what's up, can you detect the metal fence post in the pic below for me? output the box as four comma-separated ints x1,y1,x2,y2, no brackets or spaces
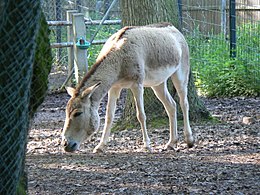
76,0,82,13
177,0,183,31
72,13,88,83
229,0,236,58
89,0,118,43
221,0,227,36
55,0,62,61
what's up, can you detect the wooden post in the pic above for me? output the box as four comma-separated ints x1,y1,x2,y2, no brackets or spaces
72,13,88,83
66,10,77,86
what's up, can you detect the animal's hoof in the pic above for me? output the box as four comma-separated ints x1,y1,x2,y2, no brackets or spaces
140,146,153,153
164,139,178,151
186,137,195,148
93,146,105,153
187,141,194,148
164,143,178,151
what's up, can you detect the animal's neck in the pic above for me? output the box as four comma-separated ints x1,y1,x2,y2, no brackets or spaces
78,59,119,106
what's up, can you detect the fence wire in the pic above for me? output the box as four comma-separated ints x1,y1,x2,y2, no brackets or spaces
0,0,47,194
41,0,259,94
37,0,260,131
41,0,120,91
1,0,259,193
180,0,260,97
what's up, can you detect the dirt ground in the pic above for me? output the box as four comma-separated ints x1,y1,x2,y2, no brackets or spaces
27,93,260,194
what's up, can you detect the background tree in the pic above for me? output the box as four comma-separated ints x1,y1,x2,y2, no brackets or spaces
116,0,210,129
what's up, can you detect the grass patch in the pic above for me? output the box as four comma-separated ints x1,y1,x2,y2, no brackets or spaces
188,22,260,97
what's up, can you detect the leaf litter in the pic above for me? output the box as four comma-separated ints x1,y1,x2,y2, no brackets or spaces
27,94,260,194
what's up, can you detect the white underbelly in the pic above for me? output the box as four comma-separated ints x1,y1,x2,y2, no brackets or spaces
112,65,178,89
143,65,178,87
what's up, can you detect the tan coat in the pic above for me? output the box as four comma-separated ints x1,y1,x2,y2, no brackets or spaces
62,23,194,153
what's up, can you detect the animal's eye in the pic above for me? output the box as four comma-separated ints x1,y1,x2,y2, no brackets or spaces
73,112,83,117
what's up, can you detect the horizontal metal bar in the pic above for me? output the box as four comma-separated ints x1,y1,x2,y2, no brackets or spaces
47,19,121,27
47,21,72,26
182,7,260,12
91,39,107,45
50,39,107,48
50,42,73,48
85,19,121,25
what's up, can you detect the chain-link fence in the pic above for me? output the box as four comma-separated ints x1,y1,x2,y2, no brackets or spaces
35,0,259,129
0,1,43,194
41,0,120,91
180,0,260,97
41,0,259,94
1,0,259,193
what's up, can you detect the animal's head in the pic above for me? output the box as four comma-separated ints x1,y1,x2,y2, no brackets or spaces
62,83,101,152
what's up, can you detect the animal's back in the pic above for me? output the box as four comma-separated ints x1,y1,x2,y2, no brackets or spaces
97,23,189,87
122,24,189,86
129,25,185,57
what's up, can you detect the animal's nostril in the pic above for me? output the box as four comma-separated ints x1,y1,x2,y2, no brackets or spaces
72,143,77,148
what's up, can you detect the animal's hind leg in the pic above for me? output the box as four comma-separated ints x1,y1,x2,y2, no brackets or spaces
171,71,194,148
152,82,178,149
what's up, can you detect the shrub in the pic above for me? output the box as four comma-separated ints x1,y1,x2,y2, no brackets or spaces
189,23,260,97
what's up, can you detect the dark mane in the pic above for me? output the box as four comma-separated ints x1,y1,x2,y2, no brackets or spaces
145,22,173,28
75,26,134,94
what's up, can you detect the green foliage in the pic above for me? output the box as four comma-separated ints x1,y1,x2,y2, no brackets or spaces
30,12,52,116
188,23,260,97
86,25,121,67
16,174,27,195
87,44,103,65
87,23,259,98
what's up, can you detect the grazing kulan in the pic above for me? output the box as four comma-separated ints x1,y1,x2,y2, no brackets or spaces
62,23,194,153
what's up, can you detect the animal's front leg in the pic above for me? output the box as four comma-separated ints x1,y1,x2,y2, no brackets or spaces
131,84,151,152
93,87,121,153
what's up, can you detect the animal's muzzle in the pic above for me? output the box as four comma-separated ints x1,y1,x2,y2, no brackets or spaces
62,138,79,152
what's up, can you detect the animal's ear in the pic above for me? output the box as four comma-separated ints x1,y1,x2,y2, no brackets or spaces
81,82,101,99
66,87,76,97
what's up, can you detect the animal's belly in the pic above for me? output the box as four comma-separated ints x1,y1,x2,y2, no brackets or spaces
143,65,178,87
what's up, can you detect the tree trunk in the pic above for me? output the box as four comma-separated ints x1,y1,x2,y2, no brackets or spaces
115,0,210,129
121,0,180,27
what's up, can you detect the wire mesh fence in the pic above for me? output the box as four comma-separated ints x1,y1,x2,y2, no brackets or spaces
0,1,42,194
41,0,120,91
180,0,260,97
41,0,259,94
37,0,259,137
1,0,259,193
